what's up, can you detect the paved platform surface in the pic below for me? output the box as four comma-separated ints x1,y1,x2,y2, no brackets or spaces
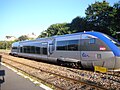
0,65,47,90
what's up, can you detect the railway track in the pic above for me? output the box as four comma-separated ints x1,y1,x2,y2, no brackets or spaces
1,54,106,90
107,71,120,77
0,52,120,90
3,57,105,90
67,68,120,88
1,51,120,75
67,68,120,83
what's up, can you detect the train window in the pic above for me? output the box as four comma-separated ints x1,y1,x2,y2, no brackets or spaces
57,40,79,51
26,46,30,53
103,34,120,46
31,46,35,54
43,47,47,55
68,40,79,51
57,41,67,50
89,38,96,44
24,46,27,53
12,47,17,49
36,47,41,54
20,47,23,53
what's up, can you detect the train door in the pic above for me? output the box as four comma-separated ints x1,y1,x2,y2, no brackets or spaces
49,44,54,55
41,42,48,55
18,45,20,53
48,39,55,56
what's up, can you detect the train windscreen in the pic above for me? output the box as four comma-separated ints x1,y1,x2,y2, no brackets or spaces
103,34,120,47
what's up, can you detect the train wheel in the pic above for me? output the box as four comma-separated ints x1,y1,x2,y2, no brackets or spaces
76,62,83,69
57,59,64,66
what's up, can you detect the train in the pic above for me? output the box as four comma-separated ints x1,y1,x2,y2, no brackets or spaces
10,31,120,70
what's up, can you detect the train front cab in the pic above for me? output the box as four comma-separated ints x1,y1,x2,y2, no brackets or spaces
81,32,120,70
10,42,19,56
99,33,120,70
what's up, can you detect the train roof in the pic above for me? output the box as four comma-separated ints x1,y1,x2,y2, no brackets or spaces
36,37,53,40
36,31,101,40
15,31,109,44
12,42,20,47
14,31,118,44
51,31,103,39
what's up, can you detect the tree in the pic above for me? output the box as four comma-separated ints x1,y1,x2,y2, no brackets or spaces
38,30,48,38
113,1,120,40
38,23,70,38
85,0,117,36
70,16,91,32
0,41,14,49
0,41,6,49
18,35,29,41
47,23,70,36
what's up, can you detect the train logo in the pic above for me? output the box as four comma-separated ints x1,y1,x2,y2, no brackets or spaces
82,53,90,58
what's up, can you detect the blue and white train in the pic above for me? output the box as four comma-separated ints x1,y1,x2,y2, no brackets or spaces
10,31,120,70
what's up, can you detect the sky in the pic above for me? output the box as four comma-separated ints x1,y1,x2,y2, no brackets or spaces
0,0,119,40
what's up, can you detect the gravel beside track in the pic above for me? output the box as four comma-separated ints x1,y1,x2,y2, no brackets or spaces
0,52,120,90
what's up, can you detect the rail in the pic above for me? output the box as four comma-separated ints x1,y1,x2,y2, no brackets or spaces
2,56,107,90
0,52,120,90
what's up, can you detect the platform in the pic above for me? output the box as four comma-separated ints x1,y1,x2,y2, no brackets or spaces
0,64,52,90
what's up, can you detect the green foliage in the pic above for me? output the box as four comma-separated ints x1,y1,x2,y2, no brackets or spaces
85,0,120,40
69,16,91,32
0,41,15,49
38,23,71,38
17,35,29,41
85,1,111,32
113,1,120,40
0,41,6,49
